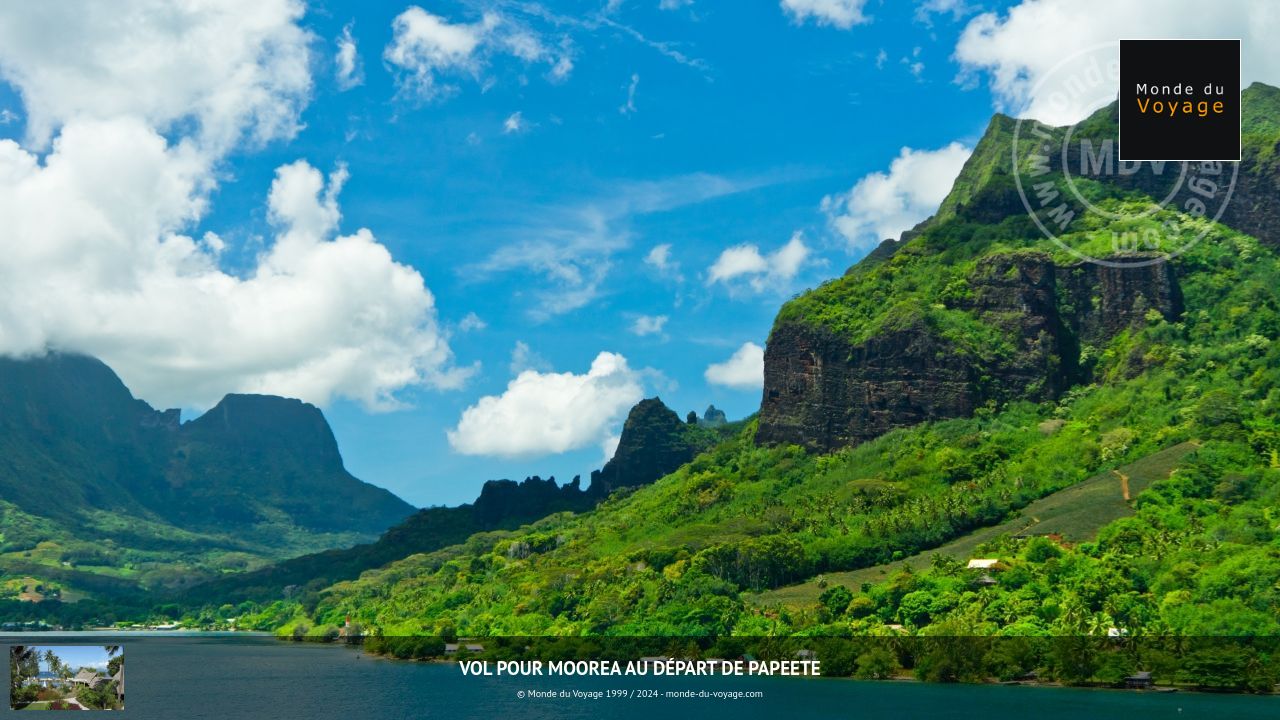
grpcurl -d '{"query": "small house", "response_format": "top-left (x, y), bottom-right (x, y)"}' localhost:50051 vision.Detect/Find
top-left (444, 643), bottom-right (459, 654)
top-left (966, 558), bottom-right (1000, 570)
top-left (464, 643), bottom-right (484, 653)
top-left (795, 649), bottom-right (817, 660)
top-left (112, 669), bottom-right (124, 702)
top-left (70, 669), bottom-right (105, 689)
top-left (1124, 671), bottom-right (1154, 689)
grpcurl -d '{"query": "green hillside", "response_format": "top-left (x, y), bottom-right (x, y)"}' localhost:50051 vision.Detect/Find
top-left (0, 354), bottom-right (415, 601)
top-left (239, 87), bottom-right (1280, 656)
top-left (752, 441), bottom-right (1198, 607)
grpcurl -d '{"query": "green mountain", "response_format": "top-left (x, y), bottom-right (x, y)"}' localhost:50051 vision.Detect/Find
top-left (178, 396), bottom-right (739, 606)
top-left (0, 353), bottom-right (413, 597)
top-left (247, 85), bottom-right (1280, 667)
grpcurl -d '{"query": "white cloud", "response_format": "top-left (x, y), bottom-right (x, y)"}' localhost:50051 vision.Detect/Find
top-left (384, 5), bottom-right (573, 103)
top-left (503, 111), bottom-right (524, 133)
top-left (0, 1), bottom-right (469, 411)
top-left (620, 73), bottom-right (639, 115)
top-left (901, 46), bottom-right (924, 80)
top-left (0, 0), bottom-right (312, 153)
top-left (659, 0), bottom-right (694, 9)
top-left (384, 6), bottom-right (491, 102)
top-left (457, 312), bottom-right (487, 332)
top-left (335, 22), bottom-right (364, 91)
top-left (954, 0), bottom-right (1280, 125)
top-left (645, 244), bottom-right (673, 271)
top-left (448, 352), bottom-right (644, 458)
top-left (874, 49), bottom-right (888, 70)
top-left (644, 242), bottom-right (684, 283)
top-left (780, 0), bottom-right (870, 29)
top-left (822, 142), bottom-right (971, 251)
top-left (707, 231), bottom-right (810, 292)
top-left (705, 342), bottom-right (764, 390)
top-left (629, 315), bottom-right (668, 336)
top-left (0, 109), bottom-right (17, 125)
top-left (914, 0), bottom-right (977, 24)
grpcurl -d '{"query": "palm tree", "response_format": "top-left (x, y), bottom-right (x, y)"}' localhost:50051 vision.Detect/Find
top-left (9, 646), bottom-right (38, 700)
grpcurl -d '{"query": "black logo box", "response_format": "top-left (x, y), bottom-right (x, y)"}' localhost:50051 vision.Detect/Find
top-left (1119, 39), bottom-right (1240, 162)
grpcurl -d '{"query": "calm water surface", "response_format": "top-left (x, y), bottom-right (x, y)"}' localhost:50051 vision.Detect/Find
top-left (3, 634), bottom-right (1277, 719)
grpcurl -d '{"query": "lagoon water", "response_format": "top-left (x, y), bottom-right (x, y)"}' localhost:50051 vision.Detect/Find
top-left (3, 634), bottom-right (1277, 719)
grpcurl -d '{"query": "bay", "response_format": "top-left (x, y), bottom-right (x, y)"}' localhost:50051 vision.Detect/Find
top-left (3, 634), bottom-right (1277, 719)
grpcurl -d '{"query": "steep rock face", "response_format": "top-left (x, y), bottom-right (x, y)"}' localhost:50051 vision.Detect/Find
top-left (1056, 259), bottom-right (1184, 344)
top-left (757, 321), bottom-right (979, 452)
top-left (590, 397), bottom-right (697, 494)
top-left (471, 475), bottom-right (593, 525)
top-left (758, 253), bottom-right (1181, 452)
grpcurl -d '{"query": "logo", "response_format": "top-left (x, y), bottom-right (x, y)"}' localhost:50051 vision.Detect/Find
top-left (1012, 42), bottom-right (1238, 268)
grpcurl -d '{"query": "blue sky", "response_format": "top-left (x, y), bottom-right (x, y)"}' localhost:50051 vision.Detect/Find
top-left (279, 0), bottom-right (1011, 505)
top-left (4, 1), bottom-right (1274, 509)
top-left (0, 0), bottom-right (1017, 507)
top-left (30, 646), bottom-right (115, 673)
top-left (28, 0), bottom-right (1267, 508)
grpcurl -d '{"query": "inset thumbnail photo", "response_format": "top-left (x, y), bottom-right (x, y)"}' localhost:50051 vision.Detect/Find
top-left (9, 645), bottom-right (124, 711)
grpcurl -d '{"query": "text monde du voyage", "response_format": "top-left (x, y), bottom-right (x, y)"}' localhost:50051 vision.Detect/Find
top-left (1134, 82), bottom-right (1229, 118)
top-left (458, 659), bottom-right (822, 677)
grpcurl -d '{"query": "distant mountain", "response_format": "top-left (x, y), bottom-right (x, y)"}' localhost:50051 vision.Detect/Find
top-left (0, 353), bottom-right (413, 595)
top-left (181, 396), bottom-right (741, 605)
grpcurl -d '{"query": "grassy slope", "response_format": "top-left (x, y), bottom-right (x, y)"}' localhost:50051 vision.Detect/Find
top-left (752, 441), bottom-right (1198, 607)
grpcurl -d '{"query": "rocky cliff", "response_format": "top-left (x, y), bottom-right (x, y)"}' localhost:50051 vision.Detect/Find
top-left (751, 85), bottom-right (1280, 454)
top-left (589, 397), bottom-right (701, 495)
top-left (758, 251), bottom-right (1182, 452)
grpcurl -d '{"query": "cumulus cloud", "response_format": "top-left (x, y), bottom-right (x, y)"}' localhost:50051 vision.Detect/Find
top-left (705, 342), bottom-right (764, 390)
top-left (503, 111), bottom-right (524, 133)
top-left (0, 0), bottom-right (469, 411)
top-left (822, 143), bottom-right (971, 251)
top-left (780, 0), bottom-right (870, 29)
top-left (629, 315), bottom-right (668, 336)
top-left (334, 22), bottom-right (364, 91)
top-left (955, 0), bottom-right (1280, 125)
top-left (384, 5), bottom-right (573, 102)
top-left (448, 352), bottom-right (644, 458)
top-left (707, 232), bottom-right (810, 292)
top-left (0, 0), bottom-right (312, 153)
top-left (384, 6), bottom-right (491, 101)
